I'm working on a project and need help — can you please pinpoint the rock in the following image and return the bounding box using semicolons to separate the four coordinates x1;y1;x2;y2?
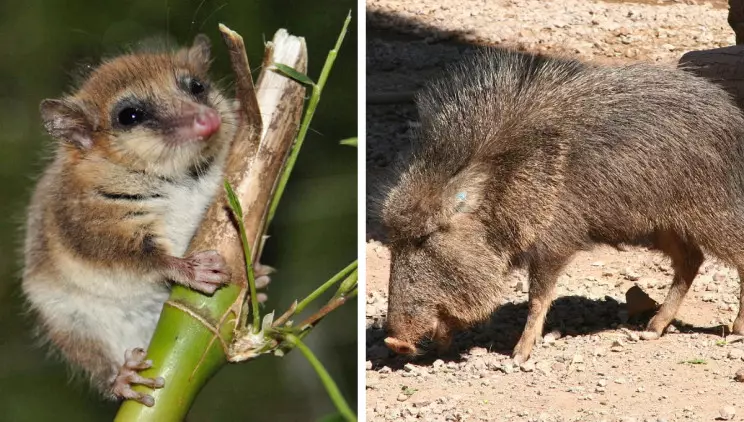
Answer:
544;330;562;344
622;267;641;281
433;359;445;368
728;348;744;360
735;367;744;382
520;360;536;372
535;360;552;375
500;363;515;374
397;393;410;402
611;340;625;352
366;360;373;370
572;354;584;364
470;346;488;356
625;285;659;317
719;406;736;420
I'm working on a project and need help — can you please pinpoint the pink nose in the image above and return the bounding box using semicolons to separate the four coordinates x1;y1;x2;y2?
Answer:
193;108;221;137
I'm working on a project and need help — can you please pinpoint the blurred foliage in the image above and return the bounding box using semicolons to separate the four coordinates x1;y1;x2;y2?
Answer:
0;0;357;421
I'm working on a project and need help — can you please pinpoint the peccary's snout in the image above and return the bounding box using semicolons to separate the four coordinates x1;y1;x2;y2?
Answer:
385;298;457;356
384;337;418;355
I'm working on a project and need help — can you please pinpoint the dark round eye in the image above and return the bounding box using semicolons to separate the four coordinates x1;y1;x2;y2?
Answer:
189;78;205;95
117;107;146;126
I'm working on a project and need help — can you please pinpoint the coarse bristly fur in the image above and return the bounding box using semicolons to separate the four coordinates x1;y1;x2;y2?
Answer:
381;48;744;362
22;34;239;400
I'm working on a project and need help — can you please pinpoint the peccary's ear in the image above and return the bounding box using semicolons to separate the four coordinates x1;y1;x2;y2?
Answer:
178;34;211;73
39;99;93;149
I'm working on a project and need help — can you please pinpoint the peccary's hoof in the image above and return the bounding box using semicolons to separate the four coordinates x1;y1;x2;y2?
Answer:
639;331;660;340
384;337;417;355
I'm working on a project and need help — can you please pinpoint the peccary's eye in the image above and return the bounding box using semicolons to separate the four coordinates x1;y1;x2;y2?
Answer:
117;107;147;126
412;235;429;248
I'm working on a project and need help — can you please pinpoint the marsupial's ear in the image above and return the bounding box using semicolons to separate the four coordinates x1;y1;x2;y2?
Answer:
177;34;212;74
39;98;93;149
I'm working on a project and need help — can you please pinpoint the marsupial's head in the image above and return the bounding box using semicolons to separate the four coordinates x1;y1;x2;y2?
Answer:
39;35;236;178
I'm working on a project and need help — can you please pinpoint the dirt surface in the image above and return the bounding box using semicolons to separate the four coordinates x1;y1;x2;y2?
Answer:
365;1;744;421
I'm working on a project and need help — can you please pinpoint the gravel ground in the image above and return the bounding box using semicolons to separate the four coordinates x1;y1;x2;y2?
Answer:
365;1;744;421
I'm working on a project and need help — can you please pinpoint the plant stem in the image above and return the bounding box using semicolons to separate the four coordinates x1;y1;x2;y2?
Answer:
284;334;357;422
316;10;351;92
225;181;261;333
294;260;357;316
267;11;352;224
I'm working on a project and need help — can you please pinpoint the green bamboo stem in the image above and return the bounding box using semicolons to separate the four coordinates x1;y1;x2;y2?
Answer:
294;260;357;316
284;334;357;422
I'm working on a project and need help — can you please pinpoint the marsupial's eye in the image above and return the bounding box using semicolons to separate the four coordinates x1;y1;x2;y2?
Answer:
189;78;205;95
117;107;146;126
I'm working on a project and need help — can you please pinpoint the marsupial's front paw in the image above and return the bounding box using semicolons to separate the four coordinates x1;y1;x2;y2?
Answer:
112;348;164;407
180;250;231;294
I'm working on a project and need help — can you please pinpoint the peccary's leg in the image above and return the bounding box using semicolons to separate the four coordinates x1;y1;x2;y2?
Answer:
732;269;744;334
512;256;568;364
641;231;703;340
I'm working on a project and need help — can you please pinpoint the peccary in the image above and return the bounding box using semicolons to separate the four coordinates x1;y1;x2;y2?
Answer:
380;49;744;363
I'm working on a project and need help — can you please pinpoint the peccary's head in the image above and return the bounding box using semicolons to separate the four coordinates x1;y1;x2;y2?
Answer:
381;50;575;355
382;162;511;355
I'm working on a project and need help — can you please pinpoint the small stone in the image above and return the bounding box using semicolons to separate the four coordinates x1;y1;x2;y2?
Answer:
433;359;445;368
366;360;373;370
615;377;626;384
622;267;640;281
544;330;562;344
597;379;608;387
735;367;744;382
520;360;536;372
593;347;607;357
702;293;717;303
728;349;744;360
626;285;659;316
397;393;409;402
501;363;515;374
572;354;584;364
403;363;417;372
719;406;736;420
595;386;606;393
470;346;488;356
714;271;728;282
379;366;391;374
611;340;625;352
536;360;552;375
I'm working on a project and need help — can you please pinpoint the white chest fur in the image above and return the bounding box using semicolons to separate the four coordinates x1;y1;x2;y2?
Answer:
159;159;225;257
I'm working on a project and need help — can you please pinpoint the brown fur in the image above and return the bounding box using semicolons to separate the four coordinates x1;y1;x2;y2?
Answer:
380;49;744;362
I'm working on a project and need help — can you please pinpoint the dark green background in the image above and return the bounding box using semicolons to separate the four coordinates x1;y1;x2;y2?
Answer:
0;1;357;421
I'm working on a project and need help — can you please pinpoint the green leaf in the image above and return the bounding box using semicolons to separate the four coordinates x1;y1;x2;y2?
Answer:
333;269;357;299
224;180;243;218
272;63;315;86
339;137;357;147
